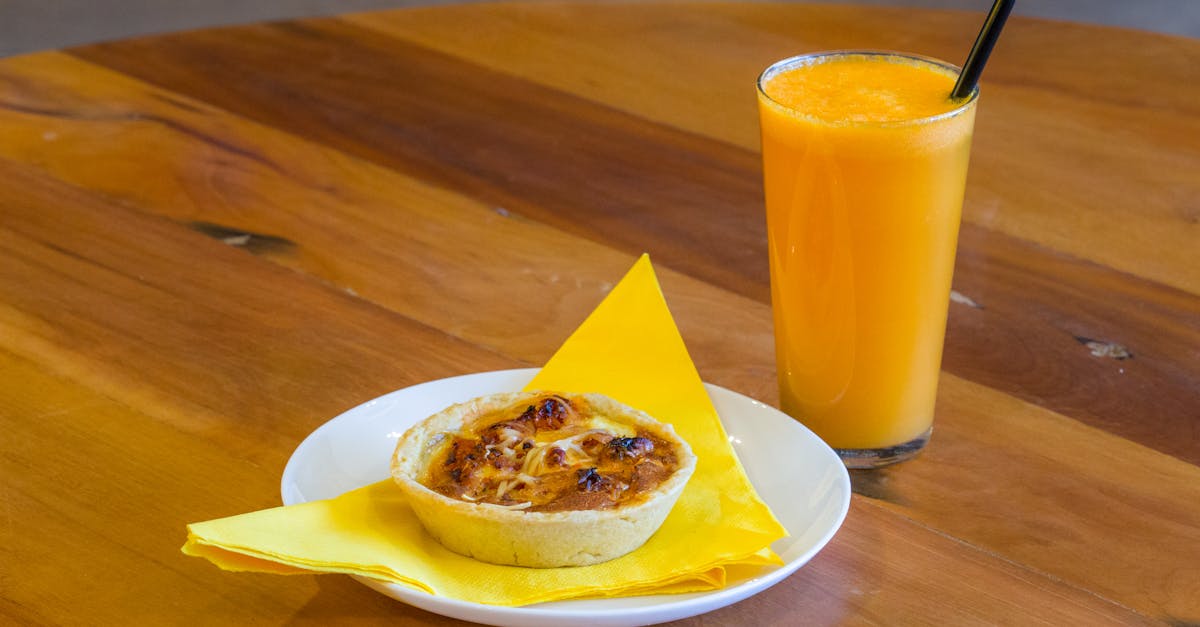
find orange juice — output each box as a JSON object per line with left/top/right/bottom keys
{"left": 756, "top": 52, "right": 977, "bottom": 466}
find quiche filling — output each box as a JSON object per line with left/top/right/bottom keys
{"left": 420, "top": 394, "right": 680, "bottom": 512}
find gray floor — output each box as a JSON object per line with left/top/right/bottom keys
{"left": 1, "top": 0, "right": 1197, "bottom": 58}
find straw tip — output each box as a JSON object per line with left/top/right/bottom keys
{"left": 951, "top": 0, "right": 1016, "bottom": 99}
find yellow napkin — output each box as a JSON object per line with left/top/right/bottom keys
{"left": 183, "top": 254, "right": 788, "bottom": 606}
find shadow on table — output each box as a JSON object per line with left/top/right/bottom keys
{"left": 285, "top": 574, "right": 472, "bottom": 626}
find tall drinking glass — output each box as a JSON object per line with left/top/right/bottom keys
{"left": 757, "top": 51, "right": 978, "bottom": 467}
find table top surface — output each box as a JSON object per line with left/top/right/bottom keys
{"left": 2, "top": 1, "right": 1198, "bottom": 624}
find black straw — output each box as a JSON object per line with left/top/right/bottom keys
{"left": 951, "top": 0, "right": 1016, "bottom": 100}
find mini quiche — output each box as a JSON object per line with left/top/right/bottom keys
{"left": 390, "top": 391, "right": 696, "bottom": 568}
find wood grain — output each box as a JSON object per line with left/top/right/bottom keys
{"left": 0, "top": 52, "right": 779, "bottom": 398}
{"left": 349, "top": 2, "right": 1200, "bottom": 297}
{"left": 1, "top": 2, "right": 1198, "bottom": 624}
{"left": 68, "top": 20, "right": 771, "bottom": 303}
{"left": 1, "top": 348, "right": 304, "bottom": 625}
{"left": 2, "top": 45, "right": 1200, "bottom": 619}
{"left": 0, "top": 157, "right": 518, "bottom": 445}
{"left": 0, "top": 348, "right": 1152, "bottom": 625}
{"left": 899, "top": 373, "right": 1200, "bottom": 620}
{"left": 41, "top": 28, "right": 1200, "bottom": 463}
{"left": 946, "top": 223, "right": 1200, "bottom": 463}
{"left": 748, "top": 499, "right": 1155, "bottom": 626}
{"left": 0, "top": 150, "right": 1167, "bottom": 625}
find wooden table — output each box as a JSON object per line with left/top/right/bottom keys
{"left": 2, "top": 2, "right": 1197, "bottom": 624}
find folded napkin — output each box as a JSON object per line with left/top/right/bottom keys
{"left": 183, "top": 254, "right": 788, "bottom": 606}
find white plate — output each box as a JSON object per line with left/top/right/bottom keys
{"left": 281, "top": 369, "right": 850, "bottom": 627}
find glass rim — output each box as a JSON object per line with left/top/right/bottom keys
{"left": 756, "top": 50, "right": 980, "bottom": 128}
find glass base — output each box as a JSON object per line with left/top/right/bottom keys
{"left": 835, "top": 427, "right": 931, "bottom": 469}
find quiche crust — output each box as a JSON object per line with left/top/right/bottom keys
{"left": 390, "top": 391, "right": 696, "bottom": 568}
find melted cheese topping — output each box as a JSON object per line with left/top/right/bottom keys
{"left": 421, "top": 394, "right": 678, "bottom": 512}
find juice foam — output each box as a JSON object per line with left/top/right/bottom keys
{"left": 762, "top": 54, "right": 961, "bottom": 124}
